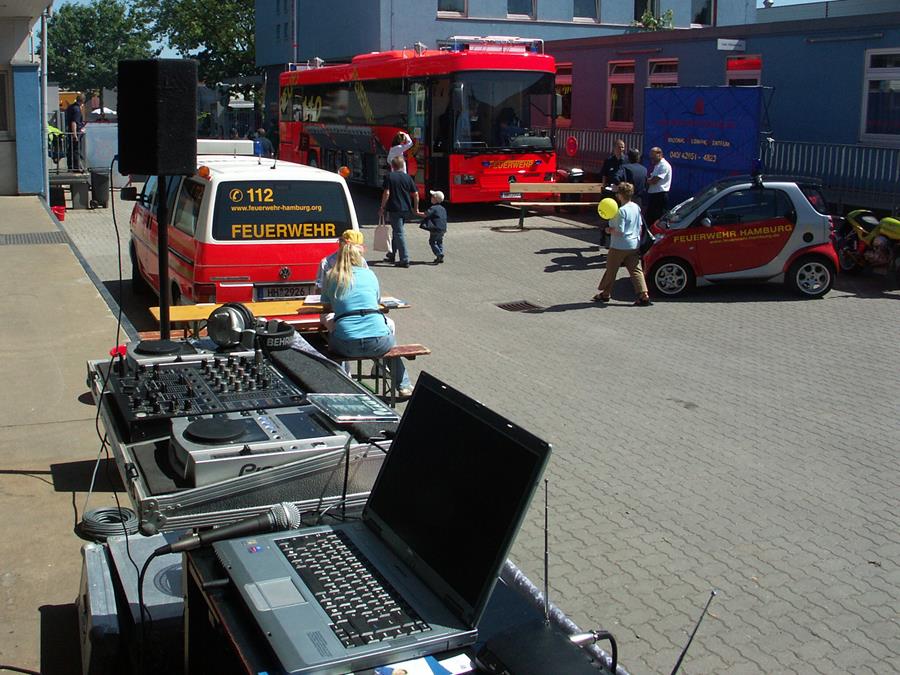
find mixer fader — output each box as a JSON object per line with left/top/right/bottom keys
{"left": 102, "top": 349, "right": 305, "bottom": 442}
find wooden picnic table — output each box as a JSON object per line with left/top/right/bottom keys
{"left": 149, "top": 298, "right": 409, "bottom": 334}
{"left": 507, "top": 182, "right": 607, "bottom": 228}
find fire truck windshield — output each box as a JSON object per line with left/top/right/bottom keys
{"left": 451, "top": 71, "right": 555, "bottom": 152}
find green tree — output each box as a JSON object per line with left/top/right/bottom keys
{"left": 44, "top": 0, "right": 157, "bottom": 94}
{"left": 136, "top": 0, "right": 256, "bottom": 87}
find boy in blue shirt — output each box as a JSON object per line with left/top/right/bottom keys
{"left": 418, "top": 190, "right": 448, "bottom": 264}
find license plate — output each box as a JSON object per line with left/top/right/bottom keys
{"left": 501, "top": 192, "right": 523, "bottom": 199}
{"left": 257, "top": 284, "right": 314, "bottom": 300}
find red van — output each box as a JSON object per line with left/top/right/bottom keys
{"left": 126, "top": 141, "right": 360, "bottom": 304}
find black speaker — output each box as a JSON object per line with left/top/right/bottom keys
{"left": 118, "top": 59, "right": 198, "bottom": 176}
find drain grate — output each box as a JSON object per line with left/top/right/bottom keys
{"left": 0, "top": 231, "right": 69, "bottom": 246}
{"left": 496, "top": 300, "right": 544, "bottom": 313}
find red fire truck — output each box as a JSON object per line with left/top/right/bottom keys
{"left": 279, "top": 36, "right": 561, "bottom": 203}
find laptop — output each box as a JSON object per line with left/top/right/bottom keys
{"left": 213, "top": 371, "right": 552, "bottom": 674}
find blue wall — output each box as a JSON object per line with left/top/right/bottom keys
{"left": 13, "top": 63, "right": 43, "bottom": 195}
{"left": 548, "top": 12, "right": 900, "bottom": 146}
{"left": 256, "top": 0, "right": 755, "bottom": 67}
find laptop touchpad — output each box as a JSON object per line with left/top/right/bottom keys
{"left": 245, "top": 578, "right": 307, "bottom": 611}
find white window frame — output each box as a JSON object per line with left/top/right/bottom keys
{"left": 725, "top": 54, "right": 761, "bottom": 86}
{"left": 507, "top": 0, "right": 535, "bottom": 20}
{"left": 437, "top": 0, "right": 467, "bottom": 17}
{"left": 607, "top": 61, "right": 635, "bottom": 132}
{"left": 860, "top": 47, "right": 900, "bottom": 146}
{"left": 648, "top": 59, "right": 678, "bottom": 87}
{"left": 573, "top": 0, "right": 599, "bottom": 23}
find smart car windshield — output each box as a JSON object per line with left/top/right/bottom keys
{"left": 665, "top": 181, "right": 729, "bottom": 227}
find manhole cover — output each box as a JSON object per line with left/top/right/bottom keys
{"left": 0, "top": 231, "right": 69, "bottom": 246}
{"left": 495, "top": 300, "right": 543, "bottom": 313}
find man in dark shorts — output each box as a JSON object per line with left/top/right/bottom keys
{"left": 378, "top": 155, "right": 419, "bottom": 267}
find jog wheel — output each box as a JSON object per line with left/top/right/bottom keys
{"left": 183, "top": 418, "right": 246, "bottom": 445}
{"left": 134, "top": 339, "right": 183, "bottom": 356}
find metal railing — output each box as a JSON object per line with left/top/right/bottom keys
{"left": 547, "top": 127, "right": 900, "bottom": 213}
{"left": 48, "top": 131, "right": 84, "bottom": 174}
{"left": 551, "top": 128, "right": 645, "bottom": 173}
{"left": 760, "top": 139, "right": 900, "bottom": 213}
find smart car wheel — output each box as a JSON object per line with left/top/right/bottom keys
{"left": 787, "top": 256, "right": 834, "bottom": 298}
{"left": 650, "top": 259, "right": 695, "bottom": 297}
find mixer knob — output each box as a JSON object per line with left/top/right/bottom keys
{"left": 152, "top": 401, "right": 162, "bottom": 414}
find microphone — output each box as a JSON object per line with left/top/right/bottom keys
{"left": 155, "top": 502, "right": 302, "bottom": 555}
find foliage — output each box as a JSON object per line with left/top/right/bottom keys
{"left": 135, "top": 0, "right": 256, "bottom": 88}
{"left": 44, "top": 0, "right": 157, "bottom": 94}
{"left": 633, "top": 8, "right": 675, "bottom": 31}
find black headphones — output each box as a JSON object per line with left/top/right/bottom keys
{"left": 207, "top": 302, "right": 295, "bottom": 351}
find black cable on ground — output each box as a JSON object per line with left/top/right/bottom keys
{"left": 76, "top": 505, "right": 139, "bottom": 542}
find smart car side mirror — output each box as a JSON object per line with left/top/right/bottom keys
{"left": 120, "top": 186, "right": 138, "bottom": 201}
{"left": 700, "top": 217, "right": 712, "bottom": 228}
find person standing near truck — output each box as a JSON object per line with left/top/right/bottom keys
{"left": 600, "top": 139, "right": 626, "bottom": 190}
{"left": 646, "top": 147, "right": 672, "bottom": 225}
{"left": 615, "top": 148, "right": 648, "bottom": 209}
{"left": 65, "top": 93, "right": 86, "bottom": 172}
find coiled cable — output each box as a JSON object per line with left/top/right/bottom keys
{"left": 77, "top": 506, "right": 139, "bottom": 542}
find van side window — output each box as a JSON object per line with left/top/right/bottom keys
{"left": 172, "top": 180, "right": 206, "bottom": 235}
{"left": 141, "top": 175, "right": 157, "bottom": 204}
{"left": 153, "top": 176, "right": 182, "bottom": 225}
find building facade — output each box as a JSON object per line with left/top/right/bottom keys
{"left": 255, "top": 0, "right": 755, "bottom": 128}
{"left": 0, "top": 1, "right": 51, "bottom": 196}
{"left": 545, "top": 11, "right": 900, "bottom": 147}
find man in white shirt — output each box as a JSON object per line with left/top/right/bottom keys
{"left": 386, "top": 131, "right": 413, "bottom": 173}
{"left": 646, "top": 147, "right": 672, "bottom": 225}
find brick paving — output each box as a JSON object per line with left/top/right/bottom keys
{"left": 61, "top": 190, "right": 900, "bottom": 674}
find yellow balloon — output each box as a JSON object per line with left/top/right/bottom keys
{"left": 598, "top": 198, "right": 618, "bottom": 220}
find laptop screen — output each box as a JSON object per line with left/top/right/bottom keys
{"left": 364, "top": 372, "right": 551, "bottom": 626}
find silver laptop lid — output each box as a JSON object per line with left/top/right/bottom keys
{"left": 362, "top": 371, "right": 552, "bottom": 627}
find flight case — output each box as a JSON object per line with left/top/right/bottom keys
{"left": 86, "top": 339, "right": 398, "bottom": 534}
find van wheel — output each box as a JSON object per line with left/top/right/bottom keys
{"left": 787, "top": 256, "right": 834, "bottom": 298}
{"left": 650, "top": 259, "right": 695, "bottom": 297}
{"left": 130, "top": 245, "right": 150, "bottom": 295}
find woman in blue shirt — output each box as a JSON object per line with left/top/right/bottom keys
{"left": 592, "top": 182, "right": 652, "bottom": 306}
{"left": 322, "top": 232, "right": 412, "bottom": 395}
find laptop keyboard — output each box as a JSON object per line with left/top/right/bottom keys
{"left": 277, "top": 531, "right": 431, "bottom": 648}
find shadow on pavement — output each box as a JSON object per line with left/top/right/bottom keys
{"left": 50, "top": 459, "right": 124, "bottom": 493}
{"left": 39, "top": 604, "right": 81, "bottom": 675}
{"left": 101, "top": 279, "right": 159, "bottom": 334}
{"left": 536, "top": 246, "right": 607, "bottom": 273}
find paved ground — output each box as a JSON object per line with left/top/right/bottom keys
{"left": 0, "top": 197, "right": 123, "bottom": 675}
{"left": 58, "top": 189, "right": 900, "bottom": 674}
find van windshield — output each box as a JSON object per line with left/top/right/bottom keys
{"left": 213, "top": 180, "right": 352, "bottom": 241}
